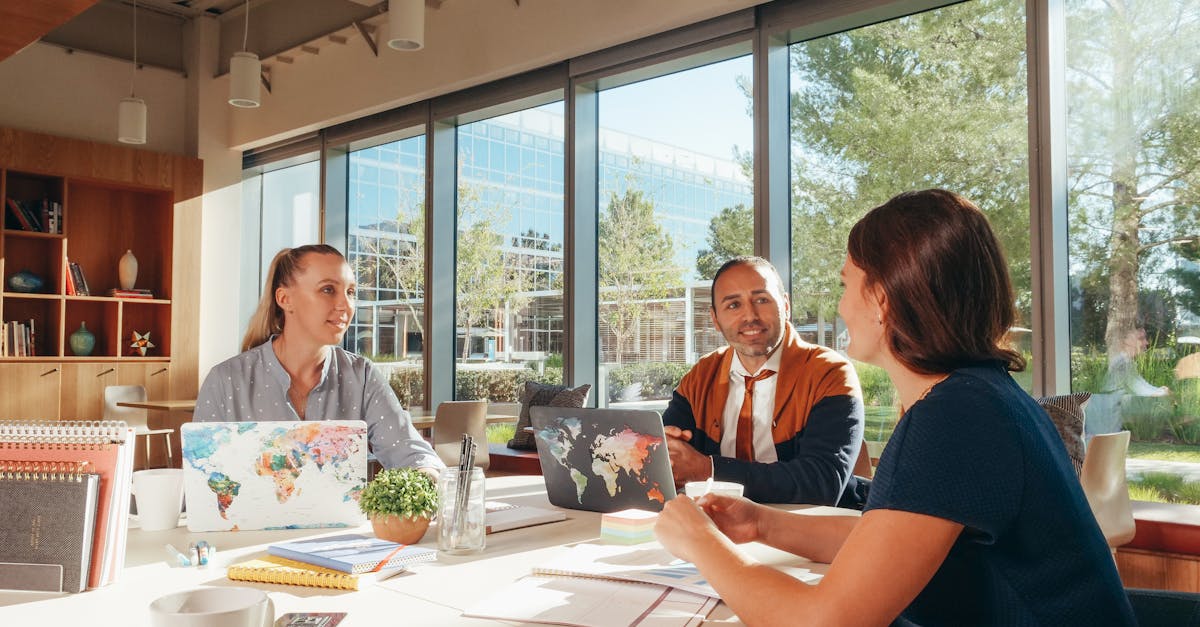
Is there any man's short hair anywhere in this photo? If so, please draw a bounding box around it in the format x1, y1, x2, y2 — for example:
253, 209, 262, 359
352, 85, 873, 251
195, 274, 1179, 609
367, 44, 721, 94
710, 256, 785, 310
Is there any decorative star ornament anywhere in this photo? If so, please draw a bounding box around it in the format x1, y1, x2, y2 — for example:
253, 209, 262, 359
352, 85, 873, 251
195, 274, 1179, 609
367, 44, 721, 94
130, 331, 155, 356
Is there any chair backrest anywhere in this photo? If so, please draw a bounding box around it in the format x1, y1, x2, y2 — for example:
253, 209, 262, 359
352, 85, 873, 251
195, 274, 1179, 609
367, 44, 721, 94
433, 400, 490, 470
1080, 430, 1136, 548
852, 439, 873, 479
102, 385, 150, 433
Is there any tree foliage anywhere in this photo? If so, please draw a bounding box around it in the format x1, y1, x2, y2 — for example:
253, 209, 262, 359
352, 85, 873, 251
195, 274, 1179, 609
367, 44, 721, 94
598, 188, 683, 363
457, 186, 532, 359
782, 0, 1200, 358
785, 0, 1031, 327
696, 204, 754, 280
1065, 0, 1200, 355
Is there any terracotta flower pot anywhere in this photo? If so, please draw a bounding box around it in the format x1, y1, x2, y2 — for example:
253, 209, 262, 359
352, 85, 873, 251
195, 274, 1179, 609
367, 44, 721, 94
370, 513, 432, 545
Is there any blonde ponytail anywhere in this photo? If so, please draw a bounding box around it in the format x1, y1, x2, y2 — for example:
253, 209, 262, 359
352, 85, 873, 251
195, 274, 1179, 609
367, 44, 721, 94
241, 244, 345, 352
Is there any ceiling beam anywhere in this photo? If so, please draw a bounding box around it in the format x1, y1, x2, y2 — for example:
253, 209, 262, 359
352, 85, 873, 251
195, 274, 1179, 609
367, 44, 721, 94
0, 0, 99, 63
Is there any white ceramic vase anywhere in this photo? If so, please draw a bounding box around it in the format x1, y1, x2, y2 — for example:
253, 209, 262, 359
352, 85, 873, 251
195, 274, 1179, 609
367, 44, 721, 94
119, 250, 138, 290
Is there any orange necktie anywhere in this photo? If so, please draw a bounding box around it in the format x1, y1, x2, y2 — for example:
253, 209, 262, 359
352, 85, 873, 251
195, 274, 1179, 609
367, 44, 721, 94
735, 369, 776, 461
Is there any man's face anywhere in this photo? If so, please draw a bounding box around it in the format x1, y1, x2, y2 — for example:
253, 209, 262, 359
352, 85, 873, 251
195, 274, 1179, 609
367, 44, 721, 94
710, 263, 790, 370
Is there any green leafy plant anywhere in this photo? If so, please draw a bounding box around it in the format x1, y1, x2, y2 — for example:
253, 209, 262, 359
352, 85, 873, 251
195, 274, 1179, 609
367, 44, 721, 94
358, 467, 439, 520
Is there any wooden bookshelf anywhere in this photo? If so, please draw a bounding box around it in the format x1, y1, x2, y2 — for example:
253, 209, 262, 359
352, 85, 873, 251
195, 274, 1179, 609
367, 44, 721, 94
0, 127, 201, 424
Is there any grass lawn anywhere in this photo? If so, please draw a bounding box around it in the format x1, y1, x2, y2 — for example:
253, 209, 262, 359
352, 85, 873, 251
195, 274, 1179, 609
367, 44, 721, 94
487, 423, 516, 445
863, 406, 898, 444
1128, 442, 1200, 463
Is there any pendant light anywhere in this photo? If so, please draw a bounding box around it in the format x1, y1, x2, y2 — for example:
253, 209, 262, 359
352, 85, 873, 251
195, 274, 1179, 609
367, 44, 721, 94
387, 0, 424, 51
229, 0, 261, 107
118, 0, 147, 144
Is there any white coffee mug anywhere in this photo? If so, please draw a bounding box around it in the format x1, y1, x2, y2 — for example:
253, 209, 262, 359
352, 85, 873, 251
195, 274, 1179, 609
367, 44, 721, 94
149, 587, 273, 627
683, 480, 744, 499
133, 468, 184, 531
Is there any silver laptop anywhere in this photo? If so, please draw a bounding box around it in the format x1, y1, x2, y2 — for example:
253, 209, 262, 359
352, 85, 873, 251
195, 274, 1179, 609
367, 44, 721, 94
529, 407, 677, 513
180, 420, 369, 531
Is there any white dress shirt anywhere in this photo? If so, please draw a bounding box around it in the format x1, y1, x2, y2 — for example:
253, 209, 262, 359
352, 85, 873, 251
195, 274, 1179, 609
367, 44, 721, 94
719, 347, 783, 462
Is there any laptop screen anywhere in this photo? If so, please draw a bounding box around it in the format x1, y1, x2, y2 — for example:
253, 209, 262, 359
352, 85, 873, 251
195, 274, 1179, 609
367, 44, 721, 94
181, 420, 368, 531
529, 407, 676, 512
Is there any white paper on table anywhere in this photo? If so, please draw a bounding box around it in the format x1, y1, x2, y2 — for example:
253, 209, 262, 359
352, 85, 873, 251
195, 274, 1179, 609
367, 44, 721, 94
463, 575, 670, 627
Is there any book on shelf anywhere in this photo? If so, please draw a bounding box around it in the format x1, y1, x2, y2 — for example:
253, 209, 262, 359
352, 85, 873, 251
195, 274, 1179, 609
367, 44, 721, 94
267, 533, 437, 574
107, 288, 155, 299
485, 501, 566, 534
227, 554, 405, 591
5, 198, 33, 231
65, 261, 76, 295
0, 421, 135, 590
0, 461, 101, 593
68, 262, 90, 296
2, 320, 37, 357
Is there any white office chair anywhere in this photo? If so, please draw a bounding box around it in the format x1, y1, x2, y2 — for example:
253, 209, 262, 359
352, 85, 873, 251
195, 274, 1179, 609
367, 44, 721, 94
103, 385, 175, 469
433, 400, 490, 471
1080, 430, 1137, 549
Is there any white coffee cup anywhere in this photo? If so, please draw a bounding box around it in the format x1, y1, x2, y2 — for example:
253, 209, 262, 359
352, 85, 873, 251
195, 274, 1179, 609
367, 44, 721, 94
133, 468, 184, 531
149, 587, 274, 627
683, 480, 744, 499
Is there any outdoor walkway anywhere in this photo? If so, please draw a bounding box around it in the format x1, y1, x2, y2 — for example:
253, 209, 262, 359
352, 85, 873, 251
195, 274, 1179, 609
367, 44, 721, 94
1127, 458, 1200, 482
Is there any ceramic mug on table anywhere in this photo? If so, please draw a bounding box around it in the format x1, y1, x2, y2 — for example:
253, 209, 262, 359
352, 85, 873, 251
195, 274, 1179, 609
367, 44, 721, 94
149, 587, 274, 627
133, 468, 185, 531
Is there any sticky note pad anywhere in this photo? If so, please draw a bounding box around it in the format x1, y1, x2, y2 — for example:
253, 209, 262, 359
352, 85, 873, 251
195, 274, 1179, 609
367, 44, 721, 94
600, 509, 658, 545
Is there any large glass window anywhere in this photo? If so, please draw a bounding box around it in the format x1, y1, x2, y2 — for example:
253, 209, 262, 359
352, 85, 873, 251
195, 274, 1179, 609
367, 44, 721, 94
455, 103, 566, 405
788, 0, 1031, 447
596, 55, 754, 409
1066, 0, 1200, 501
347, 135, 427, 413
259, 160, 321, 290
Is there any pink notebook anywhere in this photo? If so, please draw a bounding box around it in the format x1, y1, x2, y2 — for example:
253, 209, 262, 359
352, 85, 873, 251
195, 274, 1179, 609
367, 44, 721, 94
0, 421, 134, 589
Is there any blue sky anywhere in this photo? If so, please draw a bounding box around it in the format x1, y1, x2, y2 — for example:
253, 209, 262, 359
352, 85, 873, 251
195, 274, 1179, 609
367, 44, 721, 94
598, 55, 754, 162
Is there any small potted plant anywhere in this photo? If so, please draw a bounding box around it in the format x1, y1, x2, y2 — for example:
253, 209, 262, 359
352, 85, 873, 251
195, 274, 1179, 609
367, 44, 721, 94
359, 467, 439, 544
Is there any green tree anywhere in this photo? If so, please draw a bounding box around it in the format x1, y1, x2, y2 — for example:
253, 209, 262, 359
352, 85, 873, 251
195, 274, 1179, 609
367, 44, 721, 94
695, 204, 753, 279
1168, 241, 1200, 324
779, 0, 1032, 331
456, 187, 532, 360
598, 188, 682, 363
1066, 0, 1200, 357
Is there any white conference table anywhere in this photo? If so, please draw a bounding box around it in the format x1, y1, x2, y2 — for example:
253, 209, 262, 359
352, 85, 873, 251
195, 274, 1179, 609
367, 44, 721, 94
0, 474, 839, 626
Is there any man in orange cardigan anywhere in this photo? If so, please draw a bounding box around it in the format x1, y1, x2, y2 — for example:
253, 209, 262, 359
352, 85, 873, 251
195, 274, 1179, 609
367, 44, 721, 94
662, 256, 865, 505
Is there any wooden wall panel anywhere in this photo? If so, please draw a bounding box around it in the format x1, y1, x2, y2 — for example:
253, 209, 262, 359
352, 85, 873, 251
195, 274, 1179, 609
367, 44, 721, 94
1117, 548, 1200, 592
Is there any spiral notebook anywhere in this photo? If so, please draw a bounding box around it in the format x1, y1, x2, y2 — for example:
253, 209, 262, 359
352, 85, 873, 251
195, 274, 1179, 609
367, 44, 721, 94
0, 461, 100, 592
227, 554, 403, 591
0, 421, 134, 589
268, 533, 437, 574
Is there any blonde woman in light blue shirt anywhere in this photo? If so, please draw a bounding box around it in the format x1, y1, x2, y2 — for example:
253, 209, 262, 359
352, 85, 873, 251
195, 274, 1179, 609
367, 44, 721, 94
196, 244, 443, 474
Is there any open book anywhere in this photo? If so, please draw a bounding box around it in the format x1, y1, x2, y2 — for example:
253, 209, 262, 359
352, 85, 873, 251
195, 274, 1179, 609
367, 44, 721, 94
530, 543, 720, 597
463, 577, 716, 627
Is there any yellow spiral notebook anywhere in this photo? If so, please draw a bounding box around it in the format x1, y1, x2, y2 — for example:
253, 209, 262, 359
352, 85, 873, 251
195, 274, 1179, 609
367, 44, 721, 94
227, 555, 403, 591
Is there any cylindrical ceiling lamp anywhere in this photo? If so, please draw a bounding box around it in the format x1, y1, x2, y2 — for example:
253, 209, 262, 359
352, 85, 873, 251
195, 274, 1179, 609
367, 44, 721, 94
387, 0, 424, 51
118, 97, 147, 144
118, 0, 147, 144
229, 51, 262, 108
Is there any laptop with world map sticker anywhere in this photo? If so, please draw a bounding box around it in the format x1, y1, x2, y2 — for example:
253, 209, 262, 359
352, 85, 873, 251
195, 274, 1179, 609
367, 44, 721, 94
181, 420, 368, 531
529, 407, 676, 513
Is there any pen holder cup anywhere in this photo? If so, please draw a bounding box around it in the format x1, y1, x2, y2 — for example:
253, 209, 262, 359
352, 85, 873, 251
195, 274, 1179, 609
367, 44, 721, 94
437, 467, 486, 555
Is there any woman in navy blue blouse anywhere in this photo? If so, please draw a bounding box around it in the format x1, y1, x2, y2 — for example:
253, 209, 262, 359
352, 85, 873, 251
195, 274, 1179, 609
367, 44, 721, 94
655, 189, 1134, 626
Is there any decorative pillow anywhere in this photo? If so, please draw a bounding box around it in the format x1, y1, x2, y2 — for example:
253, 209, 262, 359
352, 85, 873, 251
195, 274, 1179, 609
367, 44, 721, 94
507, 381, 591, 450
1036, 392, 1091, 476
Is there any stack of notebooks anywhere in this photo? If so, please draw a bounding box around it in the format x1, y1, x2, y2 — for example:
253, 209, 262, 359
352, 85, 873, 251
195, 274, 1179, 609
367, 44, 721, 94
106, 288, 155, 299
227, 533, 437, 591
0, 421, 136, 593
